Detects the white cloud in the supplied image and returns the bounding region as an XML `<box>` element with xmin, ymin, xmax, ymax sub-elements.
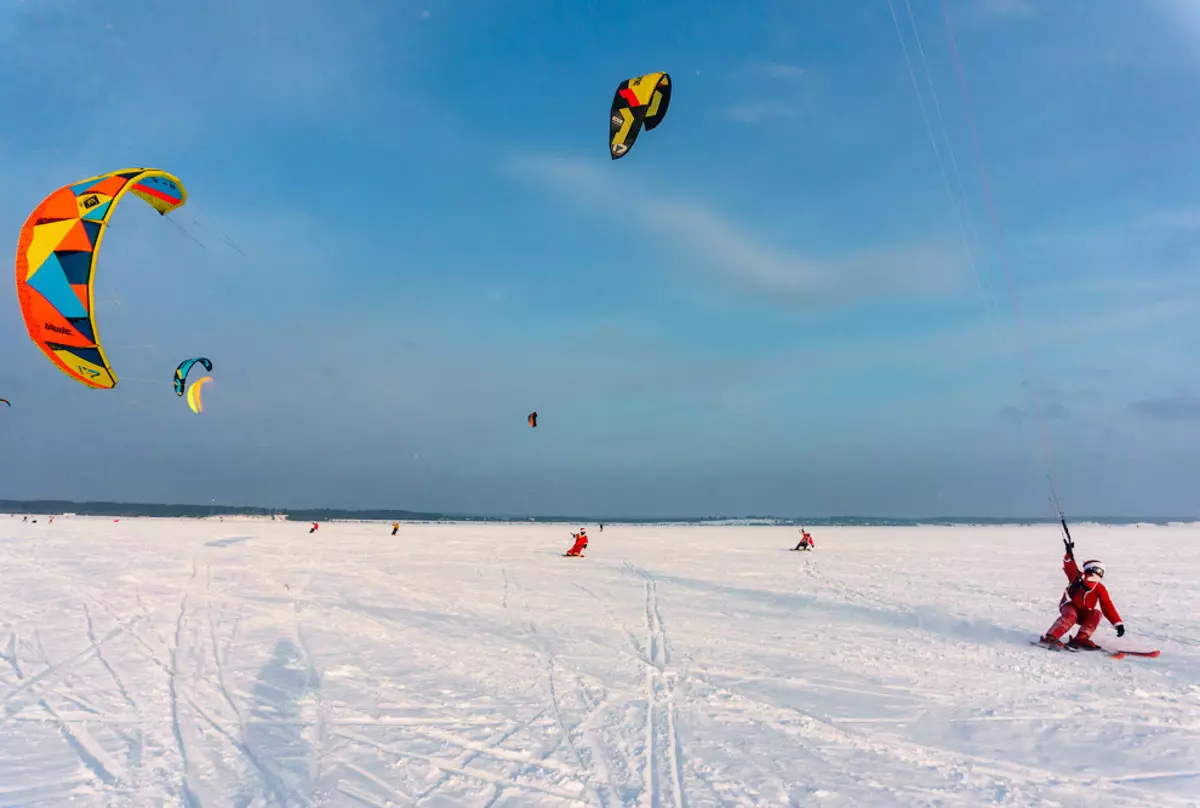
<box><xmin>954</xmin><ymin>0</ymin><xmax>1037</xmax><ymax>27</ymax></box>
<box><xmin>0</xmin><ymin>0</ymin><xmax>398</xmax><ymax>140</ymax></box>
<box><xmin>727</xmin><ymin>63</ymin><xmax>810</xmax><ymax>122</ymax></box>
<box><xmin>768</xmin><ymin>293</ymin><xmax>1200</xmax><ymax>384</ymax></box>
<box><xmin>1008</xmin><ymin>206</ymin><xmax>1200</xmax><ymax>303</ymax></box>
<box><xmin>1138</xmin><ymin>207</ymin><xmax>1200</xmax><ymax>233</ymax></box>
<box><xmin>509</xmin><ymin>154</ymin><xmax>963</xmax><ymax>305</ymax></box>
<box><xmin>728</xmin><ymin>101</ymin><xmax>798</xmax><ymax>123</ymax></box>
<box><xmin>762</xmin><ymin>63</ymin><xmax>807</xmax><ymax>81</ymax></box>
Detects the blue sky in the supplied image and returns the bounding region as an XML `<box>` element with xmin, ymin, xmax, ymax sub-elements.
<box><xmin>1</xmin><ymin>0</ymin><xmax>1198</xmax><ymax>517</ymax></box>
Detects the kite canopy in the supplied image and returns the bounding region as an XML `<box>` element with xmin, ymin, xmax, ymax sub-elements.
<box><xmin>609</xmin><ymin>72</ymin><xmax>671</xmax><ymax>159</ymax></box>
<box><xmin>528</xmin><ymin>411</ymin><xmax>538</xmax><ymax>428</ymax></box>
<box><xmin>0</xmin><ymin>399</ymin><xmax>9</xmax><ymax>407</ymax></box>
<box><xmin>174</xmin><ymin>357</ymin><xmax>213</xmax><ymax>396</ymax></box>
<box><xmin>15</xmin><ymin>168</ymin><xmax>188</xmax><ymax>389</ymax></box>
<box><xmin>187</xmin><ymin>376</ymin><xmax>212</xmax><ymax>414</ymax></box>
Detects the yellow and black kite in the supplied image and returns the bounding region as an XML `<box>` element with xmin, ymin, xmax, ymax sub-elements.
<box><xmin>609</xmin><ymin>72</ymin><xmax>672</xmax><ymax>160</ymax></box>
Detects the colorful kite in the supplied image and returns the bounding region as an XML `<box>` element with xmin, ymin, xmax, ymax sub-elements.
<box><xmin>174</xmin><ymin>357</ymin><xmax>212</xmax><ymax>396</ymax></box>
<box><xmin>15</xmin><ymin>168</ymin><xmax>188</xmax><ymax>389</ymax></box>
<box><xmin>0</xmin><ymin>399</ymin><xmax>9</xmax><ymax>407</ymax></box>
<box><xmin>609</xmin><ymin>72</ymin><xmax>672</xmax><ymax>159</ymax></box>
<box><xmin>186</xmin><ymin>376</ymin><xmax>212</xmax><ymax>414</ymax></box>
<box><xmin>528</xmin><ymin>411</ymin><xmax>537</xmax><ymax>428</ymax></box>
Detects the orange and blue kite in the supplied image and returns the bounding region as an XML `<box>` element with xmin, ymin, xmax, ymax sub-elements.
<box><xmin>15</xmin><ymin>168</ymin><xmax>187</xmax><ymax>389</ymax></box>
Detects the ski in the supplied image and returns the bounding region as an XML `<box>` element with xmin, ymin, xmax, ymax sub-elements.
<box><xmin>1105</xmin><ymin>649</ymin><xmax>1160</xmax><ymax>659</ymax></box>
<box><xmin>1030</xmin><ymin>639</ymin><xmax>1159</xmax><ymax>659</ymax></box>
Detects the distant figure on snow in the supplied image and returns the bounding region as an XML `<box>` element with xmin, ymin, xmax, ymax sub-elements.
<box><xmin>310</xmin><ymin>522</ymin><xmax>319</xmax><ymax>534</ymax></box>
<box><xmin>792</xmin><ymin>528</ymin><xmax>814</xmax><ymax>551</ymax></box>
<box><xmin>1039</xmin><ymin>543</ymin><xmax>1124</xmax><ymax>650</ymax></box>
<box><xmin>565</xmin><ymin>527</ymin><xmax>588</xmax><ymax>557</ymax></box>
<box><xmin>391</xmin><ymin>521</ymin><xmax>400</xmax><ymax>536</ymax></box>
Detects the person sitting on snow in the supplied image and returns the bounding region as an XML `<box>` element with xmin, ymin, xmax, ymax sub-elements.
<box><xmin>793</xmin><ymin>528</ymin><xmax>814</xmax><ymax>551</ymax></box>
<box><xmin>1039</xmin><ymin>553</ymin><xmax>1124</xmax><ymax>650</ymax></box>
<box><xmin>565</xmin><ymin>528</ymin><xmax>588</xmax><ymax>557</ymax></box>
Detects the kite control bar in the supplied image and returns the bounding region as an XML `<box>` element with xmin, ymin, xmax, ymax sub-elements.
<box><xmin>1049</xmin><ymin>481</ymin><xmax>1074</xmax><ymax>560</ymax></box>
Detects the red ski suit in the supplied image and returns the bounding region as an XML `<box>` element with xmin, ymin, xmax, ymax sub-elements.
<box><xmin>566</xmin><ymin>532</ymin><xmax>588</xmax><ymax>556</ymax></box>
<box><xmin>1046</xmin><ymin>554</ymin><xmax>1123</xmax><ymax>641</ymax></box>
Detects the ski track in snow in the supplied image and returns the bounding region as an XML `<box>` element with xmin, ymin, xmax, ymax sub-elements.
<box><xmin>0</xmin><ymin>518</ymin><xmax>1197</xmax><ymax>806</ymax></box>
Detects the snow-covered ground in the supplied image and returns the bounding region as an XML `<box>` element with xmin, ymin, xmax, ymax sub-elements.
<box><xmin>0</xmin><ymin>518</ymin><xmax>1196</xmax><ymax>807</ymax></box>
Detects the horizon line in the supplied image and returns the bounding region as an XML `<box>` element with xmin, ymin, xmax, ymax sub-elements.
<box><xmin>1</xmin><ymin>498</ymin><xmax>1195</xmax><ymax>524</ymax></box>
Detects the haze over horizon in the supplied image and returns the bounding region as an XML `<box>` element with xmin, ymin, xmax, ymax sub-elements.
<box><xmin>2</xmin><ymin>1</ymin><xmax>1198</xmax><ymax>519</ymax></box>
<box><xmin>1</xmin><ymin>496</ymin><xmax>1197</xmax><ymax>523</ymax></box>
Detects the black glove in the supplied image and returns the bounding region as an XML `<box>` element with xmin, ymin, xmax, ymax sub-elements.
<box><xmin>1115</xmin><ymin>623</ymin><xmax>1125</xmax><ymax>638</ymax></box>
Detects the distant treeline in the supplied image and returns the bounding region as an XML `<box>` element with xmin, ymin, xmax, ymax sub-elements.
<box><xmin>0</xmin><ymin>499</ymin><xmax>443</xmax><ymax>522</ymax></box>
<box><xmin>0</xmin><ymin>500</ymin><xmax>1193</xmax><ymax>525</ymax></box>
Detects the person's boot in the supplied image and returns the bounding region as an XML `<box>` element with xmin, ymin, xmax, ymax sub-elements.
<box><xmin>1038</xmin><ymin>634</ymin><xmax>1066</xmax><ymax>649</ymax></box>
<box><xmin>1067</xmin><ymin>633</ymin><xmax>1101</xmax><ymax>650</ymax></box>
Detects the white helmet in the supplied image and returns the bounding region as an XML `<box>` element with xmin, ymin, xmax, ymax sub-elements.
<box><xmin>1081</xmin><ymin>559</ymin><xmax>1105</xmax><ymax>580</ymax></box>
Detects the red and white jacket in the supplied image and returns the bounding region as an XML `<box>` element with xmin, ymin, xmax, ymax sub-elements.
<box><xmin>1059</xmin><ymin>554</ymin><xmax>1122</xmax><ymax>627</ymax></box>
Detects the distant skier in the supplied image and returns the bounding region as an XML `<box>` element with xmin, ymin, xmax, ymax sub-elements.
<box><xmin>1039</xmin><ymin>528</ymin><xmax>1124</xmax><ymax>650</ymax></box>
<box><xmin>792</xmin><ymin>528</ymin><xmax>814</xmax><ymax>551</ymax></box>
<box><xmin>565</xmin><ymin>527</ymin><xmax>588</xmax><ymax>557</ymax></box>
<box><xmin>391</xmin><ymin>521</ymin><xmax>400</xmax><ymax>536</ymax></box>
<box><xmin>310</xmin><ymin>522</ymin><xmax>319</xmax><ymax>534</ymax></box>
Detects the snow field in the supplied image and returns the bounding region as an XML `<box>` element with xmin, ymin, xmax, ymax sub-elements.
<box><xmin>0</xmin><ymin>519</ymin><xmax>1197</xmax><ymax>806</ymax></box>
